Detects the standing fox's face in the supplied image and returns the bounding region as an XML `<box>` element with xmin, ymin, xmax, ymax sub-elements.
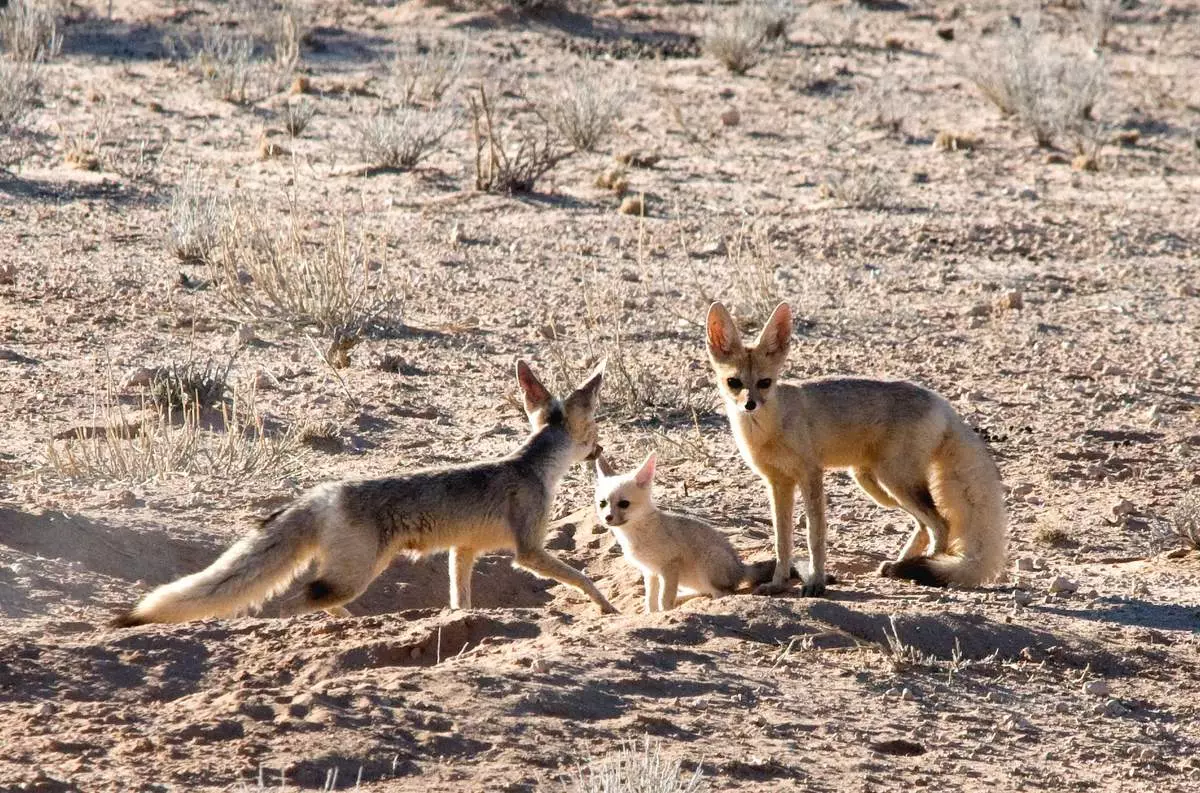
<box><xmin>593</xmin><ymin>452</ymin><xmax>656</xmax><ymax>527</ymax></box>
<box><xmin>516</xmin><ymin>359</ymin><xmax>605</xmax><ymax>463</ymax></box>
<box><xmin>705</xmin><ymin>302</ymin><xmax>792</xmax><ymax>415</ymax></box>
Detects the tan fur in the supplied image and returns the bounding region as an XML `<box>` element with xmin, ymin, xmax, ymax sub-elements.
<box><xmin>705</xmin><ymin>302</ymin><xmax>1007</xmax><ymax>595</ymax></box>
<box><xmin>594</xmin><ymin>452</ymin><xmax>778</xmax><ymax>612</ymax></box>
<box><xmin>114</xmin><ymin>361</ymin><xmax>616</xmax><ymax>627</ymax></box>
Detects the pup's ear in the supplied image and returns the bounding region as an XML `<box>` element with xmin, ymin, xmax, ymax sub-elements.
<box><xmin>706</xmin><ymin>302</ymin><xmax>742</xmax><ymax>360</ymax></box>
<box><xmin>566</xmin><ymin>358</ymin><xmax>605</xmax><ymax>412</ymax></box>
<box><xmin>594</xmin><ymin>454</ymin><xmax>616</xmax><ymax>479</ymax></box>
<box><xmin>516</xmin><ymin>360</ymin><xmax>552</xmax><ymax>413</ymax></box>
<box><xmin>753</xmin><ymin>303</ymin><xmax>792</xmax><ymax>357</ymax></box>
<box><xmin>633</xmin><ymin>451</ymin><xmax>656</xmax><ymax>488</ymax></box>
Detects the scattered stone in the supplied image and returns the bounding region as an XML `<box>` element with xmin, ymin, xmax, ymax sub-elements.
<box><xmin>936</xmin><ymin>26</ymin><xmax>955</xmax><ymax>41</ymax></box>
<box><xmin>530</xmin><ymin>657</ymin><xmax>551</xmax><ymax>674</ymax></box>
<box><xmin>1072</xmin><ymin>153</ymin><xmax>1099</xmax><ymax>172</ymax></box>
<box><xmin>1048</xmin><ymin>576</ymin><xmax>1079</xmax><ymax>594</ymax></box>
<box><xmin>1018</xmin><ymin>187</ymin><xmax>1039</xmax><ymax>201</ymax></box>
<box><xmin>1084</xmin><ymin>680</ymin><xmax>1111</xmax><ymax>697</ymax></box>
<box><xmin>253</xmin><ymin>369</ymin><xmax>277</xmax><ymax>390</ymax></box>
<box><xmin>994</xmin><ymin>290</ymin><xmax>1024</xmax><ymax>312</ymax></box>
<box><xmin>1015</xmin><ymin>557</ymin><xmax>1037</xmax><ymax>572</ymax></box>
<box><xmin>1011</xmin><ymin>483</ymin><xmax>1034</xmax><ymax>498</ymax></box>
<box><xmin>719</xmin><ymin>107</ymin><xmax>740</xmax><ymax>127</ymax></box>
<box><xmin>619</xmin><ymin>194</ymin><xmax>646</xmax><ymax>216</ymax></box>
<box><xmin>110</xmin><ymin>489</ymin><xmax>137</xmax><ymax>508</ymax></box>
<box><xmin>1012</xmin><ymin>589</ymin><xmax>1034</xmax><ymax>606</ymax></box>
<box><xmin>1110</xmin><ymin>498</ymin><xmax>1137</xmax><ymax>519</ymax></box>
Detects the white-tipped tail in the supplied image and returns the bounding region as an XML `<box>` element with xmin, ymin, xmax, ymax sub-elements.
<box><xmin>882</xmin><ymin>420</ymin><xmax>1007</xmax><ymax>588</ymax></box>
<box><xmin>113</xmin><ymin>510</ymin><xmax>318</xmax><ymax>626</ymax></box>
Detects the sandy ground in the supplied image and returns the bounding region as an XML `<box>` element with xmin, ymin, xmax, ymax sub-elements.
<box><xmin>1</xmin><ymin>0</ymin><xmax>1199</xmax><ymax>790</ymax></box>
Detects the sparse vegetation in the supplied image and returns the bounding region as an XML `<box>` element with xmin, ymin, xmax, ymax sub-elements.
<box><xmin>1035</xmin><ymin>526</ymin><xmax>1075</xmax><ymax>548</ymax></box>
<box><xmin>195</xmin><ymin>28</ymin><xmax>258</xmax><ymax>104</ymax></box>
<box><xmin>167</xmin><ymin>173</ymin><xmax>225</xmax><ymax>264</ymax></box>
<box><xmin>45</xmin><ymin>381</ymin><xmax>297</xmax><ymax>484</ymax></box>
<box><xmin>703</xmin><ymin>1</ymin><xmax>773</xmax><ymax>75</ymax></box>
<box><xmin>354</xmin><ymin>105</ymin><xmax>456</xmax><ymax>171</ymax></box>
<box><xmin>934</xmin><ymin>130</ymin><xmax>981</xmax><ymax>152</ymax></box>
<box><xmin>1078</xmin><ymin>0</ymin><xmax>1120</xmax><ymax>49</ymax></box>
<box><xmin>819</xmin><ymin>169</ymin><xmax>891</xmax><ymax>209</ymax></box>
<box><xmin>469</xmin><ymin>85</ymin><xmax>570</xmax><ymax>194</ymax></box>
<box><xmin>536</xmin><ymin>67</ymin><xmax>625</xmax><ymax>152</ymax></box>
<box><xmin>572</xmin><ymin>738</ymin><xmax>706</xmax><ymax>793</ymax></box>
<box><xmin>0</xmin><ymin>0</ymin><xmax>62</xmax><ymax>62</ymax></box>
<box><xmin>209</xmin><ymin>197</ymin><xmax>403</xmax><ymax>336</ymax></box>
<box><xmin>962</xmin><ymin>19</ymin><xmax>1106</xmax><ymax>147</ymax></box>
<box><xmin>282</xmin><ymin>98</ymin><xmax>315</xmax><ymax>137</ymax></box>
<box><xmin>1168</xmin><ymin>492</ymin><xmax>1200</xmax><ymax>551</ymax></box>
<box><xmin>391</xmin><ymin>36</ymin><xmax>467</xmax><ymax>107</ymax></box>
<box><xmin>147</xmin><ymin>357</ymin><xmax>235</xmax><ymax>413</ymax></box>
<box><xmin>0</xmin><ymin>59</ymin><xmax>41</xmax><ymax>168</ymax></box>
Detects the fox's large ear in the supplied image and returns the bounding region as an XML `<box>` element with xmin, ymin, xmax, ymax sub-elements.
<box><xmin>594</xmin><ymin>454</ymin><xmax>616</xmax><ymax>478</ymax></box>
<box><xmin>567</xmin><ymin>358</ymin><xmax>605</xmax><ymax>411</ymax></box>
<box><xmin>516</xmin><ymin>360</ymin><xmax>552</xmax><ymax>413</ymax></box>
<box><xmin>633</xmin><ymin>451</ymin><xmax>656</xmax><ymax>488</ymax></box>
<box><xmin>706</xmin><ymin>302</ymin><xmax>742</xmax><ymax>360</ymax></box>
<box><xmin>753</xmin><ymin>303</ymin><xmax>792</xmax><ymax>357</ymax></box>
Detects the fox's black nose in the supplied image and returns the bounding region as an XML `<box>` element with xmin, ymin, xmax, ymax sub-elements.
<box><xmin>604</xmin><ymin>514</ymin><xmax>614</xmax><ymax>524</ymax></box>
<box><xmin>744</xmin><ymin>399</ymin><xmax>757</xmax><ymax>411</ymax></box>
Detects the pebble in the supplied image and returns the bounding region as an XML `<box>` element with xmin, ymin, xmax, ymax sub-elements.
<box><xmin>720</xmin><ymin>108</ymin><xmax>740</xmax><ymax>127</ymax></box>
<box><xmin>1016</xmin><ymin>557</ymin><xmax>1037</xmax><ymax>572</ymax></box>
<box><xmin>1083</xmin><ymin>680</ymin><xmax>1111</xmax><ymax>697</ymax></box>
<box><xmin>1013</xmin><ymin>589</ymin><xmax>1034</xmax><ymax>606</ymax></box>
<box><xmin>1110</xmin><ymin>498</ymin><xmax>1136</xmax><ymax>518</ymax></box>
<box><xmin>1048</xmin><ymin>576</ymin><xmax>1079</xmax><ymax>594</ymax></box>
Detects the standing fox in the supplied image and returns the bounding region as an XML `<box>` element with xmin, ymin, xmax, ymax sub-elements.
<box><xmin>705</xmin><ymin>301</ymin><xmax>1007</xmax><ymax>596</ymax></box>
<box><xmin>593</xmin><ymin>452</ymin><xmax>780</xmax><ymax>612</ymax></box>
<box><xmin>114</xmin><ymin>360</ymin><xmax>617</xmax><ymax>626</ymax></box>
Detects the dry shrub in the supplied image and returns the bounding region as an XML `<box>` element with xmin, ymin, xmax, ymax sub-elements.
<box><xmin>0</xmin><ymin>59</ymin><xmax>41</xmax><ymax>168</ymax></box>
<box><xmin>1078</xmin><ymin>0</ymin><xmax>1121</xmax><ymax>49</ymax></box>
<box><xmin>0</xmin><ymin>0</ymin><xmax>62</xmax><ymax>62</ymax></box>
<box><xmin>536</xmin><ymin>66</ymin><xmax>626</xmax><ymax>152</ymax></box>
<box><xmin>725</xmin><ymin>223</ymin><xmax>780</xmax><ymax>325</ymax></box>
<box><xmin>194</xmin><ymin>28</ymin><xmax>258</xmax><ymax>104</ymax></box>
<box><xmin>209</xmin><ymin>197</ymin><xmax>403</xmax><ymax>336</ymax></box>
<box><xmin>354</xmin><ymin>105</ymin><xmax>456</xmax><ymax>171</ymax></box>
<box><xmin>703</xmin><ymin>1</ymin><xmax>774</xmax><ymax>75</ymax></box>
<box><xmin>933</xmin><ymin>130</ymin><xmax>981</xmax><ymax>152</ymax></box>
<box><xmin>45</xmin><ymin>384</ymin><xmax>296</xmax><ymax>484</ymax></box>
<box><xmin>281</xmin><ymin>98</ymin><xmax>315</xmax><ymax>137</ymax></box>
<box><xmin>1169</xmin><ymin>493</ymin><xmax>1200</xmax><ymax>551</ymax></box>
<box><xmin>572</xmin><ymin>737</ymin><xmax>706</xmax><ymax>793</ymax></box>
<box><xmin>819</xmin><ymin>169</ymin><xmax>892</xmax><ymax>209</ymax></box>
<box><xmin>961</xmin><ymin>19</ymin><xmax>1105</xmax><ymax>147</ymax></box>
<box><xmin>147</xmin><ymin>357</ymin><xmax>235</xmax><ymax>413</ymax></box>
<box><xmin>469</xmin><ymin>85</ymin><xmax>570</xmax><ymax>194</ymax></box>
<box><xmin>391</xmin><ymin>36</ymin><xmax>467</xmax><ymax>107</ymax></box>
<box><xmin>167</xmin><ymin>172</ymin><xmax>225</xmax><ymax>264</ymax></box>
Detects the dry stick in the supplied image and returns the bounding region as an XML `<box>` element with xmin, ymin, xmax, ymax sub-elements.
<box><xmin>305</xmin><ymin>336</ymin><xmax>358</xmax><ymax>407</ymax></box>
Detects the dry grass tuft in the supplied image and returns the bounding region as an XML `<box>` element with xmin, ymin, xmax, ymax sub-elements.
<box><xmin>572</xmin><ymin>737</ymin><xmax>707</xmax><ymax>793</ymax></box>
<box><xmin>0</xmin><ymin>60</ymin><xmax>41</xmax><ymax>168</ymax></box>
<box><xmin>0</xmin><ymin>0</ymin><xmax>62</xmax><ymax>62</ymax></box>
<box><xmin>281</xmin><ymin>98</ymin><xmax>315</xmax><ymax>137</ymax></box>
<box><xmin>1035</xmin><ymin>526</ymin><xmax>1075</xmax><ymax>548</ymax></box>
<box><xmin>536</xmin><ymin>66</ymin><xmax>626</xmax><ymax>152</ymax></box>
<box><xmin>961</xmin><ymin>19</ymin><xmax>1105</xmax><ymax>148</ymax></box>
<box><xmin>391</xmin><ymin>36</ymin><xmax>467</xmax><ymax>107</ymax></box>
<box><xmin>354</xmin><ymin>105</ymin><xmax>456</xmax><ymax>171</ymax></box>
<box><xmin>209</xmin><ymin>197</ymin><xmax>404</xmax><ymax>336</ymax></box>
<box><xmin>45</xmin><ymin>383</ymin><xmax>297</xmax><ymax>485</ymax></box>
<box><xmin>194</xmin><ymin>28</ymin><xmax>258</xmax><ymax>104</ymax></box>
<box><xmin>148</xmin><ymin>357</ymin><xmax>235</xmax><ymax>413</ymax></box>
<box><xmin>703</xmin><ymin>1</ymin><xmax>774</xmax><ymax>76</ymax></box>
<box><xmin>167</xmin><ymin>173</ymin><xmax>225</xmax><ymax>264</ymax></box>
<box><xmin>1078</xmin><ymin>0</ymin><xmax>1120</xmax><ymax>50</ymax></box>
<box><xmin>819</xmin><ymin>169</ymin><xmax>892</xmax><ymax>209</ymax></box>
<box><xmin>1168</xmin><ymin>492</ymin><xmax>1200</xmax><ymax>551</ymax></box>
<box><xmin>618</xmin><ymin>194</ymin><xmax>644</xmax><ymax>216</ymax></box>
<box><xmin>469</xmin><ymin>85</ymin><xmax>570</xmax><ymax>194</ymax></box>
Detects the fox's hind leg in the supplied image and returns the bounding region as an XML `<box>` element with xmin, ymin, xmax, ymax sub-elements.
<box><xmin>658</xmin><ymin>566</ymin><xmax>680</xmax><ymax>612</ymax></box>
<box><xmin>278</xmin><ymin>537</ymin><xmax>379</xmax><ymax>618</ymax></box>
<box><xmin>853</xmin><ymin>468</ymin><xmax>899</xmax><ymax>509</ymax></box>
<box><xmin>873</xmin><ymin>463</ymin><xmax>951</xmax><ymax>557</ymax></box>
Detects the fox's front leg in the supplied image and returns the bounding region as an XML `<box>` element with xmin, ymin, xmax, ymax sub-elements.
<box><xmin>797</xmin><ymin>470</ymin><xmax>828</xmax><ymax>597</ymax></box>
<box><xmin>644</xmin><ymin>571</ymin><xmax>661</xmax><ymax>613</ymax></box>
<box><xmin>755</xmin><ymin>477</ymin><xmax>796</xmax><ymax>595</ymax></box>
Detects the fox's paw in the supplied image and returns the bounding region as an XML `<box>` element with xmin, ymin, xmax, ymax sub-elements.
<box><xmin>598</xmin><ymin>601</ymin><xmax>619</xmax><ymax>615</ymax></box>
<box><xmin>753</xmin><ymin>580</ymin><xmax>791</xmax><ymax>596</ymax></box>
<box><xmin>798</xmin><ymin>575</ymin><xmax>827</xmax><ymax>598</ymax></box>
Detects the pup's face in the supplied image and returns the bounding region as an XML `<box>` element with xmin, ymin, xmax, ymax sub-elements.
<box><xmin>517</xmin><ymin>360</ymin><xmax>605</xmax><ymax>463</ymax></box>
<box><xmin>705</xmin><ymin>302</ymin><xmax>791</xmax><ymax>416</ymax></box>
<box><xmin>593</xmin><ymin>452</ymin><xmax>656</xmax><ymax>528</ymax></box>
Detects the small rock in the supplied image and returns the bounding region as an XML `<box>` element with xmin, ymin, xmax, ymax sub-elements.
<box><xmin>995</xmin><ymin>290</ymin><xmax>1024</xmax><ymax>311</ymax></box>
<box><xmin>1015</xmin><ymin>557</ymin><xmax>1037</xmax><ymax>572</ymax></box>
<box><xmin>110</xmin><ymin>489</ymin><xmax>137</xmax><ymax>509</ymax></box>
<box><xmin>1102</xmin><ymin>698</ymin><xmax>1129</xmax><ymax>717</ymax></box>
<box><xmin>1011</xmin><ymin>483</ymin><xmax>1034</xmax><ymax>497</ymax></box>
<box><xmin>1013</xmin><ymin>589</ymin><xmax>1034</xmax><ymax>607</ymax></box>
<box><xmin>1048</xmin><ymin>576</ymin><xmax>1079</xmax><ymax>594</ymax></box>
<box><xmin>1018</xmin><ymin>187</ymin><xmax>1038</xmax><ymax>201</ymax></box>
<box><xmin>1083</xmin><ymin>679</ymin><xmax>1110</xmax><ymax>697</ymax></box>
<box><xmin>966</xmin><ymin>301</ymin><xmax>992</xmax><ymax>318</ymax></box>
<box><xmin>719</xmin><ymin>107</ymin><xmax>740</xmax><ymax>127</ymax></box>
<box><xmin>900</xmin><ymin>687</ymin><xmax>917</xmax><ymax>701</ymax></box>
<box><xmin>253</xmin><ymin>369</ymin><xmax>277</xmax><ymax>390</ymax></box>
<box><xmin>530</xmin><ymin>657</ymin><xmax>551</xmax><ymax>674</ymax></box>
<box><xmin>1110</xmin><ymin>498</ymin><xmax>1137</xmax><ymax>519</ymax></box>
<box><xmin>235</xmin><ymin>325</ymin><xmax>259</xmax><ymax>346</ymax></box>
<box><xmin>618</xmin><ymin>195</ymin><xmax>645</xmax><ymax>216</ymax></box>
<box><xmin>936</xmin><ymin>26</ymin><xmax>954</xmax><ymax>41</ymax></box>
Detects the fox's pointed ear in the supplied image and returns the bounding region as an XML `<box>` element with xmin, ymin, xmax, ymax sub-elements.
<box><xmin>594</xmin><ymin>454</ymin><xmax>616</xmax><ymax>478</ymax></box>
<box><xmin>633</xmin><ymin>451</ymin><xmax>656</xmax><ymax>488</ymax></box>
<box><xmin>754</xmin><ymin>303</ymin><xmax>792</xmax><ymax>357</ymax></box>
<box><xmin>706</xmin><ymin>302</ymin><xmax>742</xmax><ymax>360</ymax></box>
<box><xmin>516</xmin><ymin>360</ymin><xmax>552</xmax><ymax>413</ymax></box>
<box><xmin>567</xmin><ymin>359</ymin><xmax>605</xmax><ymax>411</ymax></box>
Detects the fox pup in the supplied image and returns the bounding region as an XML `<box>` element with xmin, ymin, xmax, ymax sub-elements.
<box><xmin>114</xmin><ymin>360</ymin><xmax>616</xmax><ymax>626</ymax></box>
<box><xmin>593</xmin><ymin>452</ymin><xmax>779</xmax><ymax>612</ymax></box>
<box><xmin>705</xmin><ymin>301</ymin><xmax>1007</xmax><ymax>596</ymax></box>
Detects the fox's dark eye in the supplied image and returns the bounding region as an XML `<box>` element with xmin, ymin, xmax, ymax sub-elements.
<box><xmin>618</xmin><ymin>499</ymin><xmax>630</xmax><ymax>509</ymax></box>
<box><xmin>757</xmin><ymin>378</ymin><xmax>772</xmax><ymax>389</ymax></box>
<box><xmin>726</xmin><ymin>377</ymin><xmax>744</xmax><ymax>391</ymax></box>
<box><xmin>599</xmin><ymin>500</ymin><xmax>608</xmax><ymax>508</ymax></box>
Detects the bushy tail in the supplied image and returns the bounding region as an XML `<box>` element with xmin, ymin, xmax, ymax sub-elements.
<box><xmin>112</xmin><ymin>508</ymin><xmax>319</xmax><ymax>627</ymax></box>
<box><xmin>881</xmin><ymin>420</ymin><xmax>1007</xmax><ymax>588</ymax></box>
<box><xmin>738</xmin><ymin>560</ymin><xmax>810</xmax><ymax>588</ymax></box>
